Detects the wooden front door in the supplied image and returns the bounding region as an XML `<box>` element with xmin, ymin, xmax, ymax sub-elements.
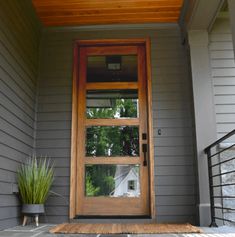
<box><xmin>72</xmin><ymin>40</ymin><xmax>153</xmax><ymax>217</ymax></box>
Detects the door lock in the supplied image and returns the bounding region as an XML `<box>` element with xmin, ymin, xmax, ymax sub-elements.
<box><xmin>142</xmin><ymin>133</ymin><xmax>147</xmax><ymax>140</ymax></box>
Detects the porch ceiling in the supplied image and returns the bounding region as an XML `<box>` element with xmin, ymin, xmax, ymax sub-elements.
<box><xmin>32</xmin><ymin>0</ymin><xmax>184</xmax><ymax>27</ymax></box>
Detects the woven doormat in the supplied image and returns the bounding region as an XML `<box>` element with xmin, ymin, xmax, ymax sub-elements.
<box><xmin>50</xmin><ymin>223</ymin><xmax>202</xmax><ymax>234</ymax></box>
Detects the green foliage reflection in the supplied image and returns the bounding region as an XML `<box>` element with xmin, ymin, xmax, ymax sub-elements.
<box><xmin>85</xmin><ymin>165</ymin><xmax>116</xmax><ymax>196</ymax></box>
<box><xmin>85</xmin><ymin>94</ymin><xmax>139</xmax><ymax>196</ymax></box>
<box><xmin>87</xmin><ymin>98</ymin><xmax>138</xmax><ymax>119</ymax></box>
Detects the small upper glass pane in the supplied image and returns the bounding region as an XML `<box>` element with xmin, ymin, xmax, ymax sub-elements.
<box><xmin>87</xmin><ymin>55</ymin><xmax>138</xmax><ymax>82</ymax></box>
<box><xmin>86</xmin><ymin>89</ymin><xmax>139</xmax><ymax>119</ymax></box>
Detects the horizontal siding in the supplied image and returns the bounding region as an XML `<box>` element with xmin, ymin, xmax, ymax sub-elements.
<box><xmin>36</xmin><ymin>27</ymin><xmax>197</xmax><ymax>224</ymax></box>
<box><xmin>0</xmin><ymin>0</ymin><xmax>40</xmax><ymax>230</ymax></box>
<box><xmin>209</xmin><ymin>18</ymin><xmax>235</xmax><ymax>139</ymax></box>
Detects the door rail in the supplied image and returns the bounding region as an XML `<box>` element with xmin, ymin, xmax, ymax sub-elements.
<box><xmin>204</xmin><ymin>129</ymin><xmax>235</xmax><ymax>227</ymax></box>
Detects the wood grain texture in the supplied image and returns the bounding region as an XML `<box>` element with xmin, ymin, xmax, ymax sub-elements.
<box><xmin>76</xmin><ymin>47</ymin><xmax>87</xmax><ymax>215</ymax></box>
<box><xmin>70</xmin><ymin>39</ymin><xmax>153</xmax><ymax>217</ymax></box>
<box><xmin>85</xmin><ymin>157</ymin><xmax>141</xmax><ymax>165</ymax></box>
<box><xmin>86</xmin><ymin>82</ymin><xmax>138</xmax><ymax>90</ymax></box>
<box><xmin>69</xmin><ymin>43</ymin><xmax>78</xmax><ymax>219</ymax></box>
<box><xmin>85</xmin><ymin>46</ymin><xmax>138</xmax><ymax>55</ymax></box>
<box><xmin>32</xmin><ymin>0</ymin><xmax>184</xmax><ymax>26</ymax></box>
<box><xmin>146</xmin><ymin>38</ymin><xmax>156</xmax><ymax>220</ymax></box>
<box><xmin>137</xmin><ymin>44</ymin><xmax>149</xmax><ymax>216</ymax></box>
<box><xmin>85</xmin><ymin>119</ymin><xmax>139</xmax><ymax>126</ymax></box>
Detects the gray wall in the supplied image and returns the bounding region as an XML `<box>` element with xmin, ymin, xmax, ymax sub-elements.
<box><xmin>0</xmin><ymin>0</ymin><xmax>41</xmax><ymax>229</ymax></box>
<box><xmin>209</xmin><ymin>16</ymin><xmax>235</xmax><ymax>141</ymax></box>
<box><xmin>36</xmin><ymin>26</ymin><xmax>197</xmax><ymax>224</ymax></box>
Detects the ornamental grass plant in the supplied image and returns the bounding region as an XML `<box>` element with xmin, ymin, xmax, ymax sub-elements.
<box><xmin>17</xmin><ymin>156</ymin><xmax>54</xmax><ymax>204</ymax></box>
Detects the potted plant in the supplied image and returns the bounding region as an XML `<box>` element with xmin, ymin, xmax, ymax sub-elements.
<box><xmin>17</xmin><ymin>156</ymin><xmax>54</xmax><ymax>226</ymax></box>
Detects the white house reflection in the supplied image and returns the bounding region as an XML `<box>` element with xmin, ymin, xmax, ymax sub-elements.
<box><xmin>110</xmin><ymin>165</ymin><xmax>140</xmax><ymax>197</ymax></box>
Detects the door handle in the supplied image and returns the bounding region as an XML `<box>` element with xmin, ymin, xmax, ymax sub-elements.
<box><xmin>142</xmin><ymin>143</ymin><xmax>148</xmax><ymax>166</ymax></box>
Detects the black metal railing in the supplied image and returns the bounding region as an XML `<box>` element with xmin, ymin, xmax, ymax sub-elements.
<box><xmin>204</xmin><ymin>129</ymin><xmax>235</xmax><ymax>227</ymax></box>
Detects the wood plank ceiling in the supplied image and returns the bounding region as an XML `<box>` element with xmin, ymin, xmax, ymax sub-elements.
<box><xmin>32</xmin><ymin>0</ymin><xmax>184</xmax><ymax>27</ymax></box>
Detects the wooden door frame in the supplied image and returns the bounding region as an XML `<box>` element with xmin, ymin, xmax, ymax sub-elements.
<box><xmin>70</xmin><ymin>38</ymin><xmax>155</xmax><ymax>219</ymax></box>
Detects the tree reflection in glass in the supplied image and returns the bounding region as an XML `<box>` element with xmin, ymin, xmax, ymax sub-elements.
<box><xmin>86</xmin><ymin>126</ymin><xmax>139</xmax><ymax>157</ymax></box>
<box><xmin>86</xmin><ymin>90</ymin><xmax>139</xmax><ymax>119</ymax></box>
<box><xmin>85</xmin><ymin>88</ymin><xmax>140</xmax><ymax>196</ymax></box>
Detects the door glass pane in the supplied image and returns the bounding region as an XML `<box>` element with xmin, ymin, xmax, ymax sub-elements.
<box><xmin>85</xmin><ymin>165</ymin><xmax>140</xmax><ymax>197</ymax></box>
<box><xmin>86</xmin><ymin>89</ymin><xmax>139</xmax><ymax>119</ymax></box>
<box><xmin>87</xmin><ymin>55</ymin><xmax>137</xmax><ymax>82</ymax></box>
<box><xmin>86</xmin><ymin>126</ymin><xmax>139</xmax><ymax>157</ymax></box>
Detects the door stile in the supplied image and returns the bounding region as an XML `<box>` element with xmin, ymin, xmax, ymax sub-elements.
<box><xmin>145</xmin><ymin>38</ymin><xmax>155</xmax><ymax>219</ymax></box>
<box><xmin>70</xmin><ymin>43</ymin><xmax>79</xmax><ymax>218</ymax></box>
<box><xmin>76</xmin><ymin>47</ymin><xmax>87</xmax><ymax>214</ymax></box>
<box><xmin>137</xmin><ymin>45</ymin><xmax>149</xmax><ymax>214</ymax></box>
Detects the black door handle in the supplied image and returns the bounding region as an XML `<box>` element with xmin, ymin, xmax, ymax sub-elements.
<box><xmin>142</xmin><ymin>143</ymin><xmax>148</xmax><ymax>166</ymax></box>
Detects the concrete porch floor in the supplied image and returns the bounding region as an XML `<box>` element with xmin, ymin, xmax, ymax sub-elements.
<box><xmin>0</xmin><ymin>225</ymin><xmax>235</xmax><ymax>237</ymax></box>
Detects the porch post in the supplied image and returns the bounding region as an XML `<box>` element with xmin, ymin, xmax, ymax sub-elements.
<box><xmin>188</xmin><ymin>30</ymin><xmax>217</xmax><ymax>226</ymax></box>
<box><xmin>228</xmin><ymin>0</ymin><xmax>235</xmax><ymax>56</ymax></box>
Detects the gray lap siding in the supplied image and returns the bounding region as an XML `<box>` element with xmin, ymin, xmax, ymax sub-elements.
<box><xmin>36</xmin><ymin>27</ymin><xmax>197</xmax><ymax>224</ymax></box>
<box><xmin>0</xmin><ymin>0</ymin><xmax>40</xmax><ymax>229</ymax></box>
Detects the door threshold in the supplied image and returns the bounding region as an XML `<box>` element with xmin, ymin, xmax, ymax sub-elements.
<box><xmin>71</xmin><ymin>216</ymin><xmax>154</xmax><ymax>224</ymax></box>
<box><xmin>75</xmin><ymin>215</ymin><xmax>151</xmax><ymax>219</ymax></box>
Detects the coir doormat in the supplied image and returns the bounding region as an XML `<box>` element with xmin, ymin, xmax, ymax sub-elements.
<box><xmin>50</xmin><ymin>223</ymin><xmax>202</xmax><ymax>234</ymax></box>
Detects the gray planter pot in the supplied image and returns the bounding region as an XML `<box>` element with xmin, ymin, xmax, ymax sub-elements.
<box><xmin>22</xmin><ymin>204</ymin><xmax>45</xmax><ymax>214</ymax></box>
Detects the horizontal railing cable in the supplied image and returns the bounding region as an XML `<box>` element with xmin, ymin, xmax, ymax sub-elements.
<box><xmin>205</xmin><ymin>129</ymin><xmax>235</xmax><ymax>153</ymax></box>
<box><xmin>213</xmin><ymin>196</ymin><xmax>235</xmax><ymax>199</ymax></box>
<box><xmin>213</xmin><ymin>206</ymin><xmax>235</xmax><ymax>212</ymax></box>
<box><xmin>210</xmin><ymin>156</ymin><xmax>235</xmax><ymax>168</ymax></box>
<box><xmin>214</xmin><ymin>217</ymin><xmax>235</xmax><ymax>224</ymax></box>
<box><xmin>211</xmin><ymin>170</ymin><xmax>235</xmax><ymax>178</ymax></box>
<box><xmin>207</xmin><ymin>144</ymin><xmax>235</xmax><ymax>159</ymax></box>
<box><xmin>212</xmin><ymin>183</ymin><xmax>235</xmax><ymax>188</ymax></box>
<box><xmin>204</xmin><ymin>129</ymin><xmax>235</xmax><ymax>227</ymax></box>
